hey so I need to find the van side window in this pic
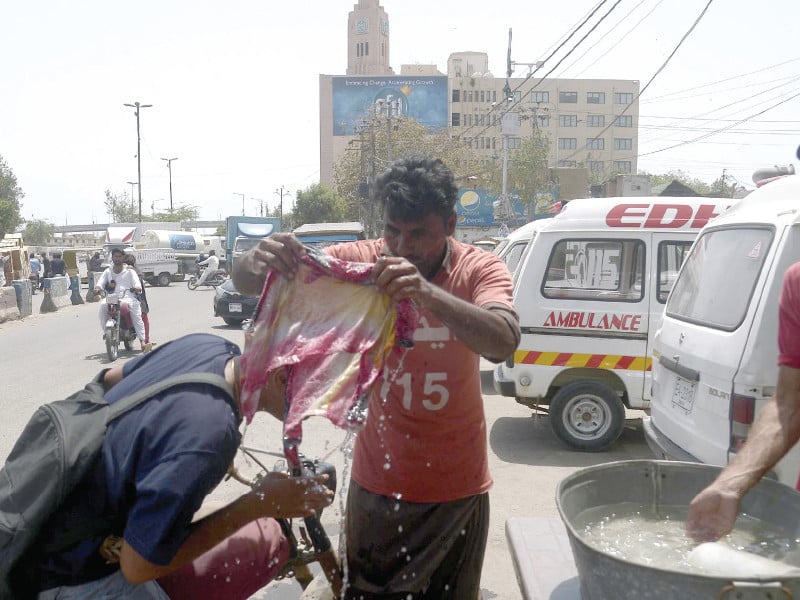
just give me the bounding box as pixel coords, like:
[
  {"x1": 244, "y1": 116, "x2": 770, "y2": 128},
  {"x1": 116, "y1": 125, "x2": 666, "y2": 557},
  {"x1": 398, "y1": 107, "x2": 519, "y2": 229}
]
[
  {"x1": 666, "y1": 227, "x2": 774, "y2": 330},
  {"x1": 657, "y1": 241, "x2": 693, "y2": 303},
  {"x1": 542, "y1": 238, "x2": 645, "y2": 302},
  {"x1": 504, "y1": 242, "x2": 527, "y2": 275}
]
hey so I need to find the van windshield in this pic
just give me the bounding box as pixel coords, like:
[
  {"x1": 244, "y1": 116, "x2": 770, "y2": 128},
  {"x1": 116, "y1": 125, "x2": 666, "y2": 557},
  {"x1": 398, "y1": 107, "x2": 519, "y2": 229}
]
[{"x1": 666, "y1": 227, "x2": 774, "y2": 331}]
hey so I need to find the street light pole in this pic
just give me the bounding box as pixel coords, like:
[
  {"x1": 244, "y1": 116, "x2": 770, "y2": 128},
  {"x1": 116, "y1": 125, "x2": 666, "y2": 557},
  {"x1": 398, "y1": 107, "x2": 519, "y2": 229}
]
[
  {"x1": 126, "y1": 181, "x2": 138, "y2": 215},
  {"x1": 161, "y1": 157, "x2": 178, "y2": 214},
  {"x1": 275, "y1": 186, "x2": 290, "y2": 230},
  {"x1": 252, "y1": 198, "x2": 264, "y2": 217},
  {"x1": 123, "y1": 101, "x2": 153, "y2": 222},
  {"x1": 233, "y1": 193, "x2": 245, "y2": 216}
]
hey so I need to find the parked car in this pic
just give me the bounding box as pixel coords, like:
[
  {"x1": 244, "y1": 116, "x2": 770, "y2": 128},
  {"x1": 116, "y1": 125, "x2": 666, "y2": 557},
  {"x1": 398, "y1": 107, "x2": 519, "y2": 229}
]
[
  {"x1": 212, "y1": 278, "x2": 258, "y2": 326},
  {"x1": 644, "y1": 172, "x2": 800, "y2": 487}
]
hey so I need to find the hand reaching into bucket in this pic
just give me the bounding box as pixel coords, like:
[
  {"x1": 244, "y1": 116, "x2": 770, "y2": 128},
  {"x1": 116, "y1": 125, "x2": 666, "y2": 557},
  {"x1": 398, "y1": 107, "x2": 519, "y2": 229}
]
[{"x1": 685, "y1": 482, "x2": 741, "y2": 542}]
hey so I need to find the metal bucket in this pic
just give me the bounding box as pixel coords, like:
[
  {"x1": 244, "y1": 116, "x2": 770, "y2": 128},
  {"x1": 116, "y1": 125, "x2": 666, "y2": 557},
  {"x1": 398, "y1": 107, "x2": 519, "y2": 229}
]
[{"x1": 557, "y1": 460, "x2": 800, "y2": 599}]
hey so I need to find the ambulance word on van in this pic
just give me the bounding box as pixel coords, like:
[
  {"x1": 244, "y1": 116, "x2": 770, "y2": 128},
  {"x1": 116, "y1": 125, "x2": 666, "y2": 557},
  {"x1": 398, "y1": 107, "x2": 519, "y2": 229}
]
[
  {"x1": 494, "y1": 196, "x2": 734, "y2": 451},
  {"x1": 644, "y1": 173, "x2": 800, "y2": 487}
]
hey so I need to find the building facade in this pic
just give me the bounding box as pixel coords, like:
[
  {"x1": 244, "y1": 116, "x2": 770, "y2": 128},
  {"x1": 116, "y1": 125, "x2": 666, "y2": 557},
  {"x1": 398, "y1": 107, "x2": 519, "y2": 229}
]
[{"x1": 320, "y1": 2, "x2": 640, "y2": 201}]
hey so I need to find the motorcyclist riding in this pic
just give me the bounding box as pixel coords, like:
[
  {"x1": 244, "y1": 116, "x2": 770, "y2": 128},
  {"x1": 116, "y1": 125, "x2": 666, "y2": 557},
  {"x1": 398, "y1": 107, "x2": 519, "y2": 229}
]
[
  {"x1": 195, "y1": 249, "x2": 221, "y2": 286},
  {"x1": 94, "y1": 248, "x2": 151, "y2": 353}
]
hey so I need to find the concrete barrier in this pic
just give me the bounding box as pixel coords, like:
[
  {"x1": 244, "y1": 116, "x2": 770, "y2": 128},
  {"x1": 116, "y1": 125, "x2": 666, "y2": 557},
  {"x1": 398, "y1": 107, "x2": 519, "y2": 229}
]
[
  {"x1": 70, "y1": 275, "x2": 84, "y2": 305},
  {"x1": 12, "y1": 279, "x2": 33, "y2": 317},
  {"x1": 0, "y1": 286, "x2": 21, "y2": 322},
  {"x1": 86, "y1": 272, "x2": 103, "y2": 302},
  {"x1": 40, "y1": 276, "x2": 72, "y2": 313}
]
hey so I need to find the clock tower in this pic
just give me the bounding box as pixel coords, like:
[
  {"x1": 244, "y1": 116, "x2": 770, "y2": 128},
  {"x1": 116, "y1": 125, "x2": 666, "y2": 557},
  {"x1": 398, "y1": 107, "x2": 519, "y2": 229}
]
[{"x1": 346, "y1": 0, "x2": 393, "y2": 75}]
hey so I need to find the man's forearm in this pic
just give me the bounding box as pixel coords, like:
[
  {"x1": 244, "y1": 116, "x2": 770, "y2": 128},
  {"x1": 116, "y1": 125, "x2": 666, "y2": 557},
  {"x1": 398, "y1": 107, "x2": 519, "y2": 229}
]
[{"x1": 425, "y1": 287, "x2": 518, "y2": 361}]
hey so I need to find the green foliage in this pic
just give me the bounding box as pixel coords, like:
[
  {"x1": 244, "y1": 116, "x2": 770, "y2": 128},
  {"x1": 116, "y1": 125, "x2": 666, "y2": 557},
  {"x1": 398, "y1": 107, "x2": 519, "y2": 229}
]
[
  {"x1": 292, "y1": 184, "x2": 348, "y2": 228},
  {"x1": 104, "y1": 189, "x2": 139, "y2": 222},
  {"x1": 0, "y1": 155, "x2": 24, "y2": 241},
  {"x1": 639, "y1": 170, "x2": 716, "y2": 195},
  {"x1": 22, "y1": 219, "x2": 55, "y2": 246},
  {"x1": 150, "y1": 205, "x2": 199, "y2": 222},
  {"x1": 333, "y1": 116, "x2": 484, "y2": 235},
  {"x1": 484, "y1": 129, "x2": 551, "y2": 215}
]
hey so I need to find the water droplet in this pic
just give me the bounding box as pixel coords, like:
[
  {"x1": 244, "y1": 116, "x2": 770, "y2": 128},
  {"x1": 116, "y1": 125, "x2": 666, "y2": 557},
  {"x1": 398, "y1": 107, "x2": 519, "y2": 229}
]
[
  {"x1": 383, "y1": 462, "x2": 391, "y2": 470},
  {"x1": 225, "y1": 576, "x2": 231, "y2": 583},
  {"x1": 398, "y1": 525, "x2": 403, "y2": 533}
]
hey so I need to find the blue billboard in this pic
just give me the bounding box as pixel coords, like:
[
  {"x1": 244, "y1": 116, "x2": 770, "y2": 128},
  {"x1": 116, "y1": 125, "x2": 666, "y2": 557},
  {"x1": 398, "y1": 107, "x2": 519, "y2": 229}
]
[
  {"x1": 456, "y1": 187, "x2": 559, "y2": 227},
  {"x1": 332, "y1": 76, "x2": 448, "y2": 136}
]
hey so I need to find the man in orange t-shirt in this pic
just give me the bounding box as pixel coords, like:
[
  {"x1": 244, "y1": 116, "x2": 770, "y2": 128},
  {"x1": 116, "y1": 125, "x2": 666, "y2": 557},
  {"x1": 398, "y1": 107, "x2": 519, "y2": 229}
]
[{"x1": 234, "y1": 155, "x2": 520, "y2": 599}]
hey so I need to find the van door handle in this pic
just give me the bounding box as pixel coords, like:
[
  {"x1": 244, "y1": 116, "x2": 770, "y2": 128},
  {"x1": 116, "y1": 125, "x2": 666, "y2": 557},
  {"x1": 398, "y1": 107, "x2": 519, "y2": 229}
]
[{"x1": 659, "y1": 355, "x2": 700, "y2": 382}]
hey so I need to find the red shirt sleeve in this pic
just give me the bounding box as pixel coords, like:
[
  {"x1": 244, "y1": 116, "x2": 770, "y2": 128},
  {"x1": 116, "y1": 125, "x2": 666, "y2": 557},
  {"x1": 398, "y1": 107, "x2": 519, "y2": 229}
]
[{"x1": 778, "y1": 262, "x2": 800, "y2": 368}]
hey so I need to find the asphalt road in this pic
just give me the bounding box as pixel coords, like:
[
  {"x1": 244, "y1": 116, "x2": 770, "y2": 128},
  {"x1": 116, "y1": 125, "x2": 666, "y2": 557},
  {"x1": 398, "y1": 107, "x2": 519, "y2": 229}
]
[{"x1": 0, "y1": 280, "x2": 654, "y2": 599}]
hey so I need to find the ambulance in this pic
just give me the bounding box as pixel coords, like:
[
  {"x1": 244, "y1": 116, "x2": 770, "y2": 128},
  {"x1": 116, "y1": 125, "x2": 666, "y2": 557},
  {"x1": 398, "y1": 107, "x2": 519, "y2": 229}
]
[
  {"x1": 493, "y1": 196, "x2": 735, "y2": 451},
  {"x1": 644, "y1": 173, "x2": 800, "y2": 486},
  {"x1": 493, "y1": 218, "x2": 552, "y2": 279}
]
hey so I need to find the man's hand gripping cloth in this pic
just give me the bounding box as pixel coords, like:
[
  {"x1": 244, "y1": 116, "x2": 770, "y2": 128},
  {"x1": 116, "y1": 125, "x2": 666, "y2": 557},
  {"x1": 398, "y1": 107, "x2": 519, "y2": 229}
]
[{"x1": 240, "y1": 249, "x2": 417, "y2": 444}]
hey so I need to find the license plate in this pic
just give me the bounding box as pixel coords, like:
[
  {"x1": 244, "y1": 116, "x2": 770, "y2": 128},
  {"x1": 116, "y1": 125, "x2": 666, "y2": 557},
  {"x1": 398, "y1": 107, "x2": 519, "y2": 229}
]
[
  {"x1": 229, "y1": 303, "x2": 242, "y2": 313},
  {"x1": 671, "y1": 376, "x2": 696, "y2": 413}
]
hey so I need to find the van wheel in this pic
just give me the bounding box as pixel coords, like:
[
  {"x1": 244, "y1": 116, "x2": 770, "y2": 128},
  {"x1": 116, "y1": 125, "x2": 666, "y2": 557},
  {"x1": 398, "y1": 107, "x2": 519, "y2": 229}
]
[
  {"x1": 157, "y1": 272, "x2": 171, "y2": 287},
  {"x1": 550, "y1": 381, "x2": 626, "y2": 452}
]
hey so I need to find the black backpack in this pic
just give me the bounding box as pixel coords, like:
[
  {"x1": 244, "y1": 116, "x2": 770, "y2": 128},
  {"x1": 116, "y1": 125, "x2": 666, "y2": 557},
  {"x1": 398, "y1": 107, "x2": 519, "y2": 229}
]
[{"x1": 0, "y1": 370, "x2": 233, "y2": 599}]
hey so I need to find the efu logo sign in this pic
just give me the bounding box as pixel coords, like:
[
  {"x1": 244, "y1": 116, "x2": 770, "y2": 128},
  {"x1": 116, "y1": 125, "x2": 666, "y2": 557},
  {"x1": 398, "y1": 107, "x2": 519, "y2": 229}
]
[{"x1": 605, "y1": 203, "x2": 727, "y2": 229}]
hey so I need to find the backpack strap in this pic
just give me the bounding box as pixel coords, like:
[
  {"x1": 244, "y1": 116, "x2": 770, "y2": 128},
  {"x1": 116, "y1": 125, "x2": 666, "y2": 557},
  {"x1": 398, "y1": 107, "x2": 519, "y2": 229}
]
[
  {"x1": 106, "y1": 372, "x2": 234, "y2": 422},
  {"x1": 40, "y1": 372, "x2": 234, "y2": 557}
]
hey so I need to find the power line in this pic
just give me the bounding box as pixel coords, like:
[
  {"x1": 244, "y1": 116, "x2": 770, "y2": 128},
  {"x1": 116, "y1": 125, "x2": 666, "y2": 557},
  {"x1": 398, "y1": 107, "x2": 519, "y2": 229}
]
[{"x1": 562, "y1": 0, "x2": 716, "y2": 162}]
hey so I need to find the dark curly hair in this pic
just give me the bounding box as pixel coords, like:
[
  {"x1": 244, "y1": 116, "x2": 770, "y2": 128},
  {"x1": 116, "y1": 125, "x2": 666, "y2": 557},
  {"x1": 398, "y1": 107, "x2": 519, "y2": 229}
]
[{"x1": 374, "y1": 155, "x2": 458, "y2": 223}]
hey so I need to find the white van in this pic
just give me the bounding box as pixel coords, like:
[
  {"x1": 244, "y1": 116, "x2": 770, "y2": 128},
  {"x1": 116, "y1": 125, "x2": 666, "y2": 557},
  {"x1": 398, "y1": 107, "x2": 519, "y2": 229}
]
[
  {"x1": 644, "y1": 174, "x2": 800, "y2": 486},
  {"x1": 493, "y1": 219, "x2": 552, "y2": 279},
  {"x1": 494, "y1": 196, "x2": 734, "y2": 451}
]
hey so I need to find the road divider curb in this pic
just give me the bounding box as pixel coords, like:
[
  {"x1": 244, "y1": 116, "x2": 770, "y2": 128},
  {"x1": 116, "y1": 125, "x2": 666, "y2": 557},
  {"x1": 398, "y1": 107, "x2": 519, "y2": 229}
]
[
  {"x1": 0, "y1": 286, "x2": 21, "y2": 322},
  {"x1": 40, "y1": 277, "x2": 72, "y2": 313}
]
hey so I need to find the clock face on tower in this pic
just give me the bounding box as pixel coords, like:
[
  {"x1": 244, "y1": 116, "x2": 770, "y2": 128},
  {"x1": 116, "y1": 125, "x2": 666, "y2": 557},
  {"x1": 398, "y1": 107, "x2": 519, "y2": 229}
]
[{"x1": 356, "y1": 18, "x2": 368, "y2": 34}]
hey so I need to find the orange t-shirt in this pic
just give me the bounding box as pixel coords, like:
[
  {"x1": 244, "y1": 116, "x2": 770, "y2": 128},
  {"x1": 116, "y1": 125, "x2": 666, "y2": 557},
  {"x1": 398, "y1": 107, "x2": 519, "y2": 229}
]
[{"x1": 327, "y1": 238, "x2": 516, "y2": 502}]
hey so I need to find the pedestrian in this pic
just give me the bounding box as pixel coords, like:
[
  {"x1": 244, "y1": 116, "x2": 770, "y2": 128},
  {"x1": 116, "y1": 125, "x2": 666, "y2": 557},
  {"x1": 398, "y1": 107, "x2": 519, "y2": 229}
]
[
  {"x1": 0, "y1": 254, "x2": 10, "y2": 287},
  {"x1": 29, "y1": 252, "x2": 41, "y2": 290},
  {"x1": 89, "y1": 251, "x2": 104, "y2": 272},
  {"x1": 49, "y1": 250, "x2": 67, "y2": 277},
  {"x1": 686, "y1": 261, "x2": 800, "y2": 542},
  {"x1": 233, "y1": 155, "x2": 520, "y2": 599},
  {"x1": 124, "y1": 253, "x2": 154, "y2": 347},
  {"x1": 31, "y1": 332, "x2": 333, "y2": 599},
  {"x1": 42, "y1": 252, "x2": 51, "y2": 283}
]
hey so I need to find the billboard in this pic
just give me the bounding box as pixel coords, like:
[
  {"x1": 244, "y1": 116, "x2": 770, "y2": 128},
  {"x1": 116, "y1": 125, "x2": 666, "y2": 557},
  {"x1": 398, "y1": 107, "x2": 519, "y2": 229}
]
[
  {"x1": 456, "y1": 187, "x2": 559, "y2": 227},
  {"x1": 332, "y1": 76, "x2": 448, "y2": 136}
]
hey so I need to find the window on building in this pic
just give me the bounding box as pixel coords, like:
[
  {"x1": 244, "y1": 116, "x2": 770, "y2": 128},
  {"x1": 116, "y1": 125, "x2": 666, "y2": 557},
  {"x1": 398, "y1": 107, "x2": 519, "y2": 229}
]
[
  {"x1": 531, "y1": 91, "x2": 550, "y2": 103},
  {"x1": 587, "y1": 92, "x2": 605, "y2": 104},
  {"x1": 614, "y1": 92, "x2": 634, "y2": 105},
  {"x1": 587, "y1": 114, "x2": 605, "y2": 127},
  {"x1": 365, "y1": 42, "x2": 369, "y2": 55},
  {"x1": 466, "y1": 91, "x2": 473, "y2": 102},
  {"x1": 586, "y1": 138, "x2": 604, "y2": 150},
  {"x1": 559, "y1": 114, "x2": 578, "y2": 127},
  {"x1": 537, "y1": 115, "x2": 550, "y2": 128},
  {"x1": 452, "y1": 113, "x2": 461, "y2": 127},
  {"x1": 613, "y1": 161, "x2": 632, "y2": 173},
  {"x1": 479, "y1": 91, "x2": 485, "y2": 102},
  {"x1": 587, "y1": 160, "x2": 605, "y2": 173},
  {"x1": 557, "y1": 160, "x2": 577, "y2": 168},
  {"x1": 492, "y1": 91, "x2": 497, "y2": 102},
  {"x1": 465, "y1": 113, "x2": 472, "y2": 126},
  {"x1": 614, "y1": 138, "x2": 632, "y2": 150},
  {"x1": 558, "y1": 138, "x2": 577, "y2": 150},
  {"x1": 508, "y1": 137, "x2": 522, "y2": 149},
  {"x1": 615, "y1": 115, "x2": 633, "y2": 127},
  {"x1": 492, "y1": 137, "x2": 496, "y2": 150},
  {"x1": 559, "y1": 91, "x2": 578, "y2": 103},
  {"x1": 452, "y1": 89, "x2": 460, "y2": 103}
]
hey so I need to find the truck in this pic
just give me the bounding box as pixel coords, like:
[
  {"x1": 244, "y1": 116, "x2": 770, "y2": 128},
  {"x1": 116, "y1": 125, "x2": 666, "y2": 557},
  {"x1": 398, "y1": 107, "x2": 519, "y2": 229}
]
[
  {"x1": 292, "y1": 222, "x2": 365, "y2": 250},
  {"x1": 129, "y1": 248, "x2": 181, "y2": 287},
  {"x1": 140, "y1": 230, "x2": 224, "y2": 276},
  {"x1": 103, "y1": 222, "x2": 181, "y2": 254},
  {"x1": 225, "y1": 216, "x2": 282, "y2": 267}
]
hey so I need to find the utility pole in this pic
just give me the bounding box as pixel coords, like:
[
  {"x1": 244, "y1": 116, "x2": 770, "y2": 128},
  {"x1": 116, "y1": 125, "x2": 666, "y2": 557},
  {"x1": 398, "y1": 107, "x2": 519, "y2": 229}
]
[
  {"x1": 233, "y1": 193, "x2": 245, "y2": 216},
  {"x1": 252, "y1": 198, "x2": 264, "y2": 217},
  {"x1": 123, "y1": 101, "x2": 152, "y2": 222},
  {"x1": 161, "y1": 157, "x2": 178, "y2": 214},
  {"x1": 275, "y1": 186, "x2": 289, "y2": 230},
  {"x1": 126, "y1": 181, "x2": 138, "y2": 214}
]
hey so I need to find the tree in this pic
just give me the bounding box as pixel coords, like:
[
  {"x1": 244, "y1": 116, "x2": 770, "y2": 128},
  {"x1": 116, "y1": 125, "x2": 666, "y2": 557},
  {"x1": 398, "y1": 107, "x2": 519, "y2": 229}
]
[
  {"x1": 639, "y1": 170, "x2": 719, "y2": 196},
  {"x1": 484, "y1": 128, "x2": 551, "y2": 220},
  {"x1": 0, "y1": 154, "x2": 24, "y2": 241},
  {"x1": 22, "y1": 219, "x2": 56, "y2": 246},
  {"x1": 150, "y1": 205, "x2": 199, "y2": 222},
  {"x1": 333, "y1": 116, "x2": 484, "y2": 235},
  {"x1": 293, "y1": 184, "x2": 348, "y2": 228},
  {"x1": 104, "y1": 189, "x2": 139, "y2": 223}
]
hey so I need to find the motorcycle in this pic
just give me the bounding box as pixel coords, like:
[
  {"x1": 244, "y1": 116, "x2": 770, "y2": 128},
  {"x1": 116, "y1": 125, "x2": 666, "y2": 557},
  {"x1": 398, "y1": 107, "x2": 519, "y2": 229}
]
[
  {"x1": 227, "y1": 448, "x2": 342, "y2": 597},
  {"x1": 187, "y1": 268, "x2": 226, "y2": 290},
  {"x1": 103, "y1": 291, "x2": 138, "y2": 361},
  {"x1": 28, "y1": 273, "x2": 39, "y2": 295}
]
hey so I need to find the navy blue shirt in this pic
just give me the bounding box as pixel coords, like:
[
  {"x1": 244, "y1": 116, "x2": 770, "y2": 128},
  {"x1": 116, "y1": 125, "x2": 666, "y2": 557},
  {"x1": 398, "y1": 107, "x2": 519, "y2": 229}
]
[{"x1": 38, "y1": 333, "x2": 242, "y2": 590}]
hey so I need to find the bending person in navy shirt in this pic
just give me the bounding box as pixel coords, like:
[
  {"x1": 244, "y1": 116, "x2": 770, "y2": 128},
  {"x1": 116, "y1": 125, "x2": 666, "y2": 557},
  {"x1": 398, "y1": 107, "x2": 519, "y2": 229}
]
[{"x1": 35, "y1": 333, "x2": 333, "y2": 600}]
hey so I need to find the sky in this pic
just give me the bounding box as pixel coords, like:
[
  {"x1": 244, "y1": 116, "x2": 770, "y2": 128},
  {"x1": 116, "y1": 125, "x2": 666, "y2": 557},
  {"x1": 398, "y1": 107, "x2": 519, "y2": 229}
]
[{"x1": 3, "y1": 0, "x2": 799, "y2": 227}]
